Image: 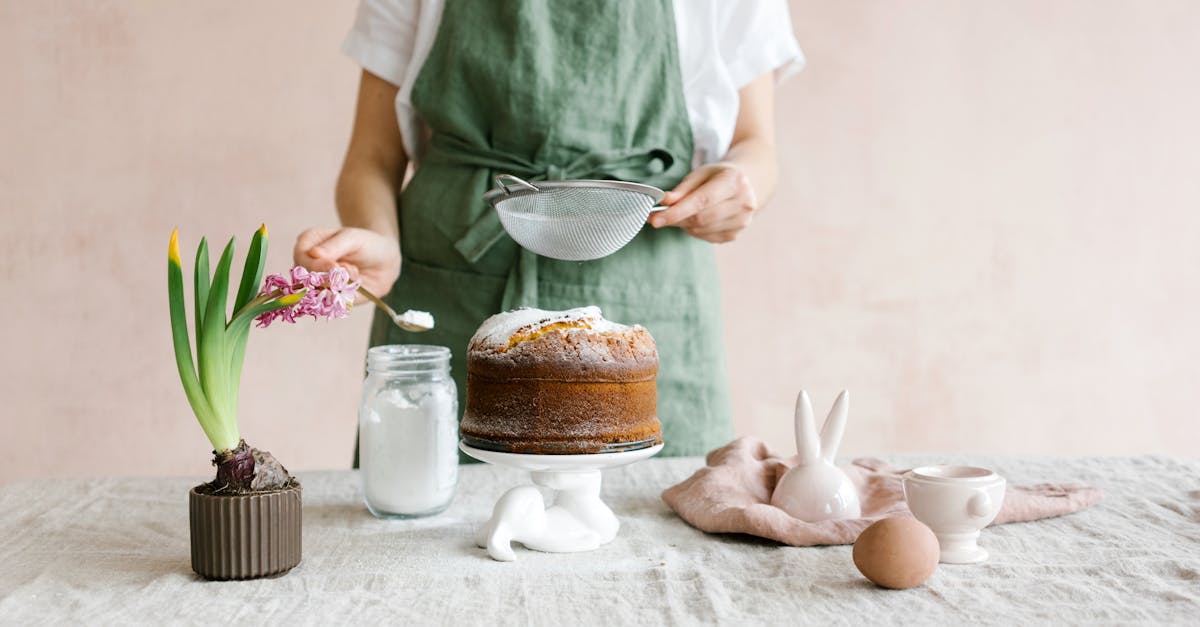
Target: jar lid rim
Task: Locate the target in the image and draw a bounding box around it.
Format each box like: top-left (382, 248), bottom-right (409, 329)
top-left (368, 344), bottom-right (449, 356)
top-left (367, 344), bottom-right (451, 369)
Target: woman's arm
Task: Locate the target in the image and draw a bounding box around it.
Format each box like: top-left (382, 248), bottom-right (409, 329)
top-left (293, 70), bottom-right (405, 297)
top-left (651, 72), bottom-right (779, 243)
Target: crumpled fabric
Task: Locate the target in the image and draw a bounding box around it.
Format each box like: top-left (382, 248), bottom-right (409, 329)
top-left (662, 437), bottom-right (1105, 546)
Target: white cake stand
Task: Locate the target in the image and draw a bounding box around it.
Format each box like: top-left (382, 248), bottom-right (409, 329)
top-left (460, 441), bottom-right (664, 561)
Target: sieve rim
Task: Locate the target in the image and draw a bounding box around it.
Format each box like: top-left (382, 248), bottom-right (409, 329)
top-left (482, 178), bottom-right (664, 208)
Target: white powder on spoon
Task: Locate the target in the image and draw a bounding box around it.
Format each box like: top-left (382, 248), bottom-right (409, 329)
top-left (396, 309), bottom-right (435, 329)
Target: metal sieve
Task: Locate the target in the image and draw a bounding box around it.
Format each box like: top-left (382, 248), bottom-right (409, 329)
top-left (482, 174), bottom-right (666, 261)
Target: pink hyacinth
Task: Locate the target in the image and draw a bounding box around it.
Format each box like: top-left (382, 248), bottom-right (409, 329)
top-left (254, 265), bottom-right (360, 328)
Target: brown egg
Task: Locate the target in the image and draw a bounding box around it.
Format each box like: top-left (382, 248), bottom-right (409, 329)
top-left (852, 517), bottom-right (939, 590)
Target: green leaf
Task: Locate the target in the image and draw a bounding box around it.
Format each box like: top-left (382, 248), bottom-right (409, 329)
top-left (198, 237), bottom-right (238, 446)
top-left (228, 226), bottom-right (269, 406)
top-left (193, 237), bottom-right (209, 344)
top-left (233, 224), bottom-right (267, 314)
top-left (225, 292), bottom-right (304, 396)
top-left (228, 291), bottom-right (303, 338)
top-left (168, 230), bottom-right (233, 452)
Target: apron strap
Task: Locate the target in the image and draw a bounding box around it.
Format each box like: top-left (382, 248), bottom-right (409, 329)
top-left (425, 132), bottom-right (677, 308)
top-left (503, 248), bottom-right (540, 310)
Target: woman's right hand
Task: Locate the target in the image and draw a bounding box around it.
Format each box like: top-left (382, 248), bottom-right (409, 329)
top-left (293, 226), bottom-right (401, 300)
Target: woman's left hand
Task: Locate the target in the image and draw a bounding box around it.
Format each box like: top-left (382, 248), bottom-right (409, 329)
top-left (650, 163), bottom-right (758, 243)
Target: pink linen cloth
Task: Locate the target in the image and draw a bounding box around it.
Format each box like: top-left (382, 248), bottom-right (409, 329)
top-left (661, 437), bottom-right (1104, 546)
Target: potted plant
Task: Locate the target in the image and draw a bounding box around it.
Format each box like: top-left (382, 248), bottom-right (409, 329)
top-left (167, 225), bottom-right (357, 580)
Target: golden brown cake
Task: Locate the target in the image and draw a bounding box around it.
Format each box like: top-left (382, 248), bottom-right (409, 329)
top-left (461, 306), bottom-right (661, 454)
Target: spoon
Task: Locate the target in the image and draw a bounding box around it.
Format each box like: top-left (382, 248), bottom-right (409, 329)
top-left (356, 286), bottom-right (434, 332)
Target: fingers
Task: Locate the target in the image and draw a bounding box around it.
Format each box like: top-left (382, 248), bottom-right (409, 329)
top-left (309, 229), bottom-right (365, 268)
top-left (682, 201), bottom-right (755, 243)
top-left (685, 220), bottom-right (748, 243)
top-left (292, 227), bottom-right (401, 304)
top-left (295, 227), bottom-right (335, 250)
top-left (652, 167), bottom-right (744, 228)
top-left (659, 167), bottom-right (708, 206)
top-left (688, 229), bottom-right (742, 244)
top-left (293, 227), bottom-right (336, 269)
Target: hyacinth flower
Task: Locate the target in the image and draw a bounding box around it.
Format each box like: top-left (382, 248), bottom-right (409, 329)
top-left (254, 265), bottom-right (359, 328)
top-left (167, 225), bottom-right (357, 492)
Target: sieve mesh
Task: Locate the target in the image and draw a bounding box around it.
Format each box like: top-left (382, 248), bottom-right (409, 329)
top-left (485, 176), bottom-right (663, 261)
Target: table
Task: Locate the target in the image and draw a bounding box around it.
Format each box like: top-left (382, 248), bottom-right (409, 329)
top-left (1, 455), bottom-right (1197, 625)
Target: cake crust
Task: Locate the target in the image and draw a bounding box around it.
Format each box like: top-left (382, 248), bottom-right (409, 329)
top-left (468, 324), bottom-right (658, 381)
top-left (462, 307), bottom-right (662, 455)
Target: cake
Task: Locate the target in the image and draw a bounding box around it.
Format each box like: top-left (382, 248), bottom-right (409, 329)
top-left (460, 306), bottom-right (661, 454)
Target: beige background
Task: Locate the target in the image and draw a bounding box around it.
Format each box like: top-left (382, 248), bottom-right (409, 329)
top-left (2, 1), bottom-right (1197, 484)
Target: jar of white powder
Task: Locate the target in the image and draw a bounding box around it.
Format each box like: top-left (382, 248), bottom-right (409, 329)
top-left (359, 345), bottom-right (458, 518)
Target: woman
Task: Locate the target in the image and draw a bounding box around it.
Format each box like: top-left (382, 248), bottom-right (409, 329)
top-left (295, 0), bottom-right (803, 458)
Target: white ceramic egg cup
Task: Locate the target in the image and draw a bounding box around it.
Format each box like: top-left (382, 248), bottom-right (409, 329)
top-left (902, 465), bottom-right (1007, 564)
top-left (460, 442), bottom-right (663, 562)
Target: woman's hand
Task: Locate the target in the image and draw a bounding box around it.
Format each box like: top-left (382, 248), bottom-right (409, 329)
top-left (651, 72), bottom-right (780, 244)
top-left (651, 163), bottom-right (758, 243)
top-left (293, 227), bottom-right (401, 300)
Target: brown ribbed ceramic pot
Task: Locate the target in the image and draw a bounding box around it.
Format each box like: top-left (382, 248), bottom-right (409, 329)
top-left (188, 483), bottom-right (302, 580)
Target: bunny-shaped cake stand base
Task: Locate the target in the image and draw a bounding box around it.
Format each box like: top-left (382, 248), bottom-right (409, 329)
top-left (770, 390), bottom-right (862, 522)
top-left (460, 442), bottom-right (663, 561)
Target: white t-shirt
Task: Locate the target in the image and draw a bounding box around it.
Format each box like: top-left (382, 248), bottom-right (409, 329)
top-left (343, 0), bottom-right (804, 167)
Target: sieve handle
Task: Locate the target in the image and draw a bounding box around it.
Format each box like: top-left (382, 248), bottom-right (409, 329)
top-left (495, 174), bottom-right (540, 195)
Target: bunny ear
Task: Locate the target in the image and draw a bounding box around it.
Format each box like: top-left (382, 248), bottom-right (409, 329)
top-left (819, 390), bottom-right (849, 463)
top-left (795, 390), bottom-right (820, 465)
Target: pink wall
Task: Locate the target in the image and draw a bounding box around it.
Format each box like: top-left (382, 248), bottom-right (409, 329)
top-left (2, 1), bottom-right (1197, 484)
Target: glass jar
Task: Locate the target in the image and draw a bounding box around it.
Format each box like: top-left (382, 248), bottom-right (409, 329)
top-left (359, 345), bottom-right (458, 518)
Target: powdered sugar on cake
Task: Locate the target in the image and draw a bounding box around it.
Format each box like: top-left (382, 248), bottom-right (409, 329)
top-left (470, 306), bottom-right (633, 352)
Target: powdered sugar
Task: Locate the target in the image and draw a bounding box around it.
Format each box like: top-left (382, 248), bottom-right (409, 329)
top-left (470, 307), bottom-right (629, 351)
top-left (395, 309), bottom-right (435, 329)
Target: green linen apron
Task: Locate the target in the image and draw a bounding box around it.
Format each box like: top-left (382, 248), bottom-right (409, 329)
top-left (369, 0), bottom-right (733, 461)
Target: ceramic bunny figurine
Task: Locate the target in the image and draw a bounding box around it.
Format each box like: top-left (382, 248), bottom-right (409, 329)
top-left (770, 390), bottom-right (862, 522)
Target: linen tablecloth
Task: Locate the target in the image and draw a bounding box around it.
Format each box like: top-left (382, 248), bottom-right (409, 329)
top-left (1, 455), bottom-right (1197, 625)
